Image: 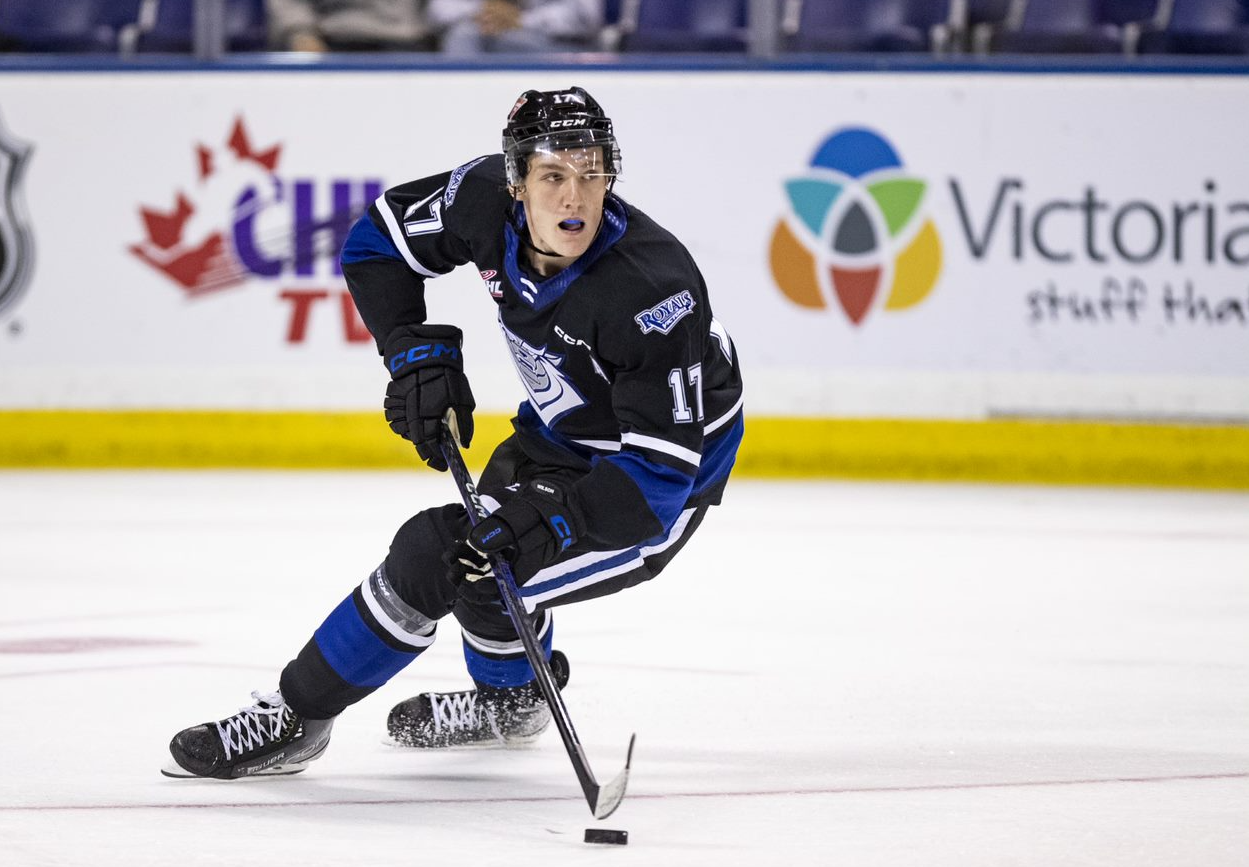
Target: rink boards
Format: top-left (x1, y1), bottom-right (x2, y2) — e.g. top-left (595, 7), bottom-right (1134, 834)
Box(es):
top-left (0, 66), bottom-right (1246, 485)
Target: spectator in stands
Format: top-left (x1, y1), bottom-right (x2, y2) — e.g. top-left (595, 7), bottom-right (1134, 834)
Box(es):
top-left (427, 0), bottom-right (602, 54)
top-left (266, 0), bottom-right (432, 51)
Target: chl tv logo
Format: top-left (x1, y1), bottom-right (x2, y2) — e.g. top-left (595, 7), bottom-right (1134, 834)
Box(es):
top-left (770, 127), bottom-right (942, 326)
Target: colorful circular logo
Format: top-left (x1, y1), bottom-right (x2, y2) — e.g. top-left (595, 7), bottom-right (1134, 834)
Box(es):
top-left (770, 127), bottom-right (941, 326)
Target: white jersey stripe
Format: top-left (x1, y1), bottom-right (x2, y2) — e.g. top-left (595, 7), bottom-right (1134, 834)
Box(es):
top-left (704, 395), bottom-right (744, 436)
top-left (374, 194), bottom-right (441, 279)
top-left (637, 508), bottom-right (697, 558)
top-left (709, 317), bottom-right (734, 362)
top-left (570, 438), bottom-right (622, 452)
top-left (525, 541), bottom-right (632, 585)
top-left (520, 508), bottom-right (697, 610)
top-left (522, 556), bottom-right (645, 611)
top-left (461, 611), bottom-right (551, 656)
top-left (572, 409), bottom-right (738, 454)
top-left (621, 432), bottom-right (702, 468)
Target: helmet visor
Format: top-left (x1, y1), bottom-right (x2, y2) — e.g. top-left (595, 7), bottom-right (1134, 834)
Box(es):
top-left (507, 128), bottom-right (619, 184)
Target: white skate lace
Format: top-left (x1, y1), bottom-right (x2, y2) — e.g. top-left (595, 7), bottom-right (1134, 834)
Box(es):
top-left (216, 690), bottom-right (295, 760)
top-left (429, 691), bottom-right (504, 742)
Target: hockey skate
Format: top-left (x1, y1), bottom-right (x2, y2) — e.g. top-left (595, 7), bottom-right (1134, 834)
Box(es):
top-left (387, 650), bottom-right (570, 749)
top-left (163, 690), bottom-right (334, 779)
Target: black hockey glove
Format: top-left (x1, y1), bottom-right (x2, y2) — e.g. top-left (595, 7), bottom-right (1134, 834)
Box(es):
top-left (470, 480), bottom-right (579, 565)
top-left (445, 479), bottom-right (579, 596)
top-left (443, 542), bottom-right (498, 605)
top-left (382, 324), bottom-right (475, 472)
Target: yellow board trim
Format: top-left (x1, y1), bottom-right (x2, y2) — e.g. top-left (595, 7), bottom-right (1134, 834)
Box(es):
top-left (1, 411), bottom-right (1246, 489)
top-left (738, 416), bottom-right (1249, 489)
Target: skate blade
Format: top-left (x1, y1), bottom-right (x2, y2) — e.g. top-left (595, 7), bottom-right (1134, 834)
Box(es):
top-left (159, 761), bottom-right (310, 779)
top-left (381, 732), bottom-right (544, 751)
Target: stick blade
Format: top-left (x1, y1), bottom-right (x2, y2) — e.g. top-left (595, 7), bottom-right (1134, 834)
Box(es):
top-left (591, 733), bottom-right (636, 820)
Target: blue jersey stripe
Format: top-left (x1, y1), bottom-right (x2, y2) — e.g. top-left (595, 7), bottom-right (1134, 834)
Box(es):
top-left (517, 402), bottom-right (691, 530)
top-left (606, 449), bottom-right (693, 530)
top-left (340, 213), bottom-right (404, 265)
top-left (515, 401), bottom-right (739, 531)
top-left (520, 547), bottom-right (641, 600)
top-left (516, 401), bottom-right (606, 461)
top-left (692, 412), bottom-right (744, 497)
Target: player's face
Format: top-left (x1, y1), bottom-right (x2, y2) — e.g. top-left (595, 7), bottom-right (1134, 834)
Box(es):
top-left (515, 147), bottom-right (610, 274)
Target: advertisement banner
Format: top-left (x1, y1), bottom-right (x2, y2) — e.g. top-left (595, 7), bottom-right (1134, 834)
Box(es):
top-left (0, 70), bottom-right (1245, 420)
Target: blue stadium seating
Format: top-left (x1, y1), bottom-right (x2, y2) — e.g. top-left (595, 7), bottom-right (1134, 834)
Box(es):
top-left (781, 0), bottom-right (956, 53)
top-left (989, 0), bottom-right (1133, 53)
top-left (0, 0), bottom-right (142, 53)
top-left (1100, 0), bottom-right (1162, 27)
top-left (967, 0), bottom-right (1013, 26)
top-left (1137, 0), bottom-right (1249, 54)
top-left (961, 0), bottom-right (1013, 51)
top-left (135, 0), bottom-right (267, 53)
top-left (620, 0), bottom-right (749, 52)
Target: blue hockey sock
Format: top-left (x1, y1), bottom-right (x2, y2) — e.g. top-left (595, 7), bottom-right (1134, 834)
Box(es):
top-left (461, 613), bottom-right (553, 688)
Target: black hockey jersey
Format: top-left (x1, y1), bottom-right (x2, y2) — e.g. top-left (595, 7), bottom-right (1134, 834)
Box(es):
top-left (341, 154), bottom-right (743, 552)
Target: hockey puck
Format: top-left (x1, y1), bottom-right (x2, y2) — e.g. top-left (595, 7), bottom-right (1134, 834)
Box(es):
top-left (584, 828), bottom-right (628, 845)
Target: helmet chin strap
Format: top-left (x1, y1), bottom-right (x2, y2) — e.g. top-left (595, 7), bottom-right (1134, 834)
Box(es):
top-left (523, 231), bottom-right (563, 260)
top-left (505, 199), bottom-right (563, 259)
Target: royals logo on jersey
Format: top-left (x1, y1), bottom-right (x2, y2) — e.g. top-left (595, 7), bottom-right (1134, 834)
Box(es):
top-left (500, 319), bottom-right (585, 426)
top-left (634, 290), bottom-right (696, 336)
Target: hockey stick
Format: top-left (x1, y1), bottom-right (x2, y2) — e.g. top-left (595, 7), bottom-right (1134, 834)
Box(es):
top-left (438, 420), bottom-right (636, 820)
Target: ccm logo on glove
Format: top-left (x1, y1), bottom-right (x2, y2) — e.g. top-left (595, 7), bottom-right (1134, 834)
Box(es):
top-left (550, 515), bottom-right (573, 550)
top-left (388, 343), bottom-right (460, 374)
top-left (381, 324), bottom-right (476, 472)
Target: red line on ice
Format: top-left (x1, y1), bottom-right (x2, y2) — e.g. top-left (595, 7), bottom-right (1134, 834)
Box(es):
top-left (3, 771), bottom-right (1246, 813)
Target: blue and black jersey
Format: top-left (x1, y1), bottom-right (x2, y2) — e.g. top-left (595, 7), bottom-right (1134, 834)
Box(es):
top-left (341, 154), bottom-right (744, 553)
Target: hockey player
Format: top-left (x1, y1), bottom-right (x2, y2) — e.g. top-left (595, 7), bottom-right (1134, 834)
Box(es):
top-left (165, 86), bottom-right (744, 779)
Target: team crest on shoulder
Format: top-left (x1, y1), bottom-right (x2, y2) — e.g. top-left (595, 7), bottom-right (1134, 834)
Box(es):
top-left (445, 156), bottom-right (487, 208)
top-left (634, 290), bottom-right (696, 335)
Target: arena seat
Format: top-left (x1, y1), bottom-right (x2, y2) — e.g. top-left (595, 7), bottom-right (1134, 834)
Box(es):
top-left (619, 0), bottom-right (749, 53)
top-left (0, 0), bottom-right (142, 53)
top-left (1137, 0), bottom-right (1249, 55)
top-left (989, 0), bottom-right (1129, 53)
top-left (1100, 0), bottom-right (1162, 27)
top-left (780, 0), bottom-right (957, 53)
top-left (961, 0), bottom-right (1013, 51)
top-left (135, 0), bottom-right (267, 53)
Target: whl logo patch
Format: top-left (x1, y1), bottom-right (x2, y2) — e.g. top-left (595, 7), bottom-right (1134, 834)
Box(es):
top-left (479, 269), bottom-right (502, 298)
top-left (770, 127), bottom-right (941, 326)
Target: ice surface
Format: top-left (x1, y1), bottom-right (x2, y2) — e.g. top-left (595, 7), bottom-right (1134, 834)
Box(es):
top-left (1, 471), bottom-right (1247, 866)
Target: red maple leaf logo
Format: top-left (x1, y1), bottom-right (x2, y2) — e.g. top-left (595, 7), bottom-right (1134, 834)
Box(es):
top-left (131, 117), bottom-right (283, 297)
top-left (227, 117), bottom-right (281, 172)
